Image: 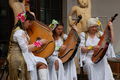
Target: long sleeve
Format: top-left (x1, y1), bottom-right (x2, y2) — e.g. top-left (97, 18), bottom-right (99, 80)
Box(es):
top-left (13, 30), bottom-right (29, 53)
top-left (63, 34), bottom-right (68, 40)
top-left (13, 30), bottom-right (36, 71)
top-left (106, 43), bottom-right (116, 58)
top-left (78, 32), bottom-right (86, 67)
top-left (79, 32), bottom-right (86, 47)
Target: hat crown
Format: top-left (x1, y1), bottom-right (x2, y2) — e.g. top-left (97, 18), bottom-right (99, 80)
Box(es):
top-left (87, 17), bottom-right (101, 27)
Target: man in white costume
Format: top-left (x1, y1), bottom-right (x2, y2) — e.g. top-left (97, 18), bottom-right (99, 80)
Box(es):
top-left (78, 17), bottom-right (116, 80)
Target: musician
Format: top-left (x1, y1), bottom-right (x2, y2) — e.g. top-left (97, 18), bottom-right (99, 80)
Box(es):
top-left (47, 20), bottom-right (66, 80)
top-left (48, 19), bottom-right (77, 80)
top-left (7, 11), bottom-right (49, 80)
top-left (78, 17), bottom-right (116, 80)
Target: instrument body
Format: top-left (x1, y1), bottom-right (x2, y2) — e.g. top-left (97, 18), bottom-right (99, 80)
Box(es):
top-left (58, 29), bottom-right (80, 63)
top-left (27, 21), bottom-right (55, 58)
top-left (58, 16), bottom-right (82, 63)
top-left (92, 14), bottom-right (118, 63)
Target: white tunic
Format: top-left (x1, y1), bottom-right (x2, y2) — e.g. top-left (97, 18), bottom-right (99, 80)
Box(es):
top-left (79, 32), bottom-right (116, 80)
top-left (48, 34), bottom-right (77, 80)
top-left (13, 29), bottom-right (48, 80)
top-left (48, 34), bottom-right (66, 80)
top-left (64, 59), bottom-right (77, 80)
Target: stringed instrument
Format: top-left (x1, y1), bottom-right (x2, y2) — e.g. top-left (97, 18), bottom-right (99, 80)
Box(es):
top-left (9, 0), bottom-right (55, 58)
top-left (58, 16), bottom-right (82, 63)
top-left (92, 13), bottom-right (118, 63)
top-left (27, 21), bottom-right (55, 58)
top-left (24, 0), bottom-right (55, 58)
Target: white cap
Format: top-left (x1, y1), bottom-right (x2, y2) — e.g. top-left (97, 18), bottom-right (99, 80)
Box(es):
top-left (87, 17), bottom-right (101, 28)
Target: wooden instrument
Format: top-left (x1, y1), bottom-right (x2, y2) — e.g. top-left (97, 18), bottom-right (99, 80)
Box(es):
top-left (58, 16), bottom-right (82, 63)
top-left (24, 0), bottom-right (55, 58)
top-left (27, 21), bottom-right (55, 58)
top-left (92, 13), bottom-right (118, 63)
top-left (9, 0), bottom-right (55, 58)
